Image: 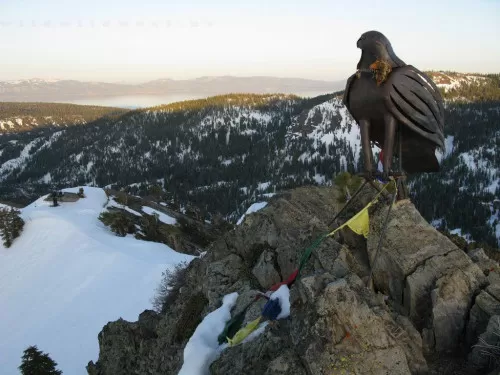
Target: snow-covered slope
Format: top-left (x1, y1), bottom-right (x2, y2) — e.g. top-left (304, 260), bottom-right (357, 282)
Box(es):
top-left (0, 187), bottom-right (194, 375)
top-left (427, 72), bottom-right (487, 93)
top-left (2, 92), bottom-right (499, 246)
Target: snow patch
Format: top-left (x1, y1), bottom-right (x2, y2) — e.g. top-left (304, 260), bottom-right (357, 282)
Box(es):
top-left (141, 206), bottom-right (177, 225)
top-left (178, 292), bottom-right (239, 375)
top-left (106, 197), bottom-right (143, 217)
top-left (42, 172), bottom-right (52, 184)
top-left (270, 285), bottom-right (291, 320)
top-left (258, 181), bottom-right (271, 191)
top-left (449, 228), bottom-right (473, 243)
top-left (237, 202), bottom-right (268, 225)
top-left (0, 187), bottom-right (194, 375)
top-left (431, 218), bottom-right (444, 228)
top-left (313, 173), bottom-right (326, 184)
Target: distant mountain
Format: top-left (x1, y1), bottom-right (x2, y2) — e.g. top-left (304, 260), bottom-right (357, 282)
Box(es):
top-left (0, 76), bottom-right (343, 102)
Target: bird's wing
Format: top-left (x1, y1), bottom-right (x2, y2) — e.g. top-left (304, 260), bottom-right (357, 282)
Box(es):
top-left (383, 65), bottom-right (445, 149)
top-left (342, 73), bottom-right (357, 113)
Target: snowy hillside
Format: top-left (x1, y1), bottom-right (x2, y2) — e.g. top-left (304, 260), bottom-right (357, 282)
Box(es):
top-left (0, 187), bottom-right (194, 375)
top-left (428, 72), bottom-right (487, 92)
top-left (1, 92), bottom-right (500, 246)
top-left (0, 102), bottom-right (126, 134)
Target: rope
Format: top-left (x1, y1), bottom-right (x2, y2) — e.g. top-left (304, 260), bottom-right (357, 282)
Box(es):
top-left (327, 179), bottom-right (369, 228)
top-left (220, 178), bottom-right (399, 344)
top-left (296, 179), bottom-right (395, 279)
top-left (325, 179), bottom-right (395, 238)
top-left (367, 178), bottom-right (399, 287)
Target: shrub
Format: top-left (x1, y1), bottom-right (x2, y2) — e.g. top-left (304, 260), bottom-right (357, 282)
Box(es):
top-left (114, 191), bottom-right (129, 205)
top-left (98, 211), bottom-right (135, 237)
top-left (152, 261), bottom-right (189, 313)
top-left (177, 217), bottom-right (213, 247)
top-left (19, 345), bottom-right (62, 375)
top-left (135, 212), bottom-right (163, 243)
top-left (173, 292), bottom-right (208, 343)
top-left (333, 172), bottom-right (364, 203)
top-left (0, 207), bottom-right (25, 248)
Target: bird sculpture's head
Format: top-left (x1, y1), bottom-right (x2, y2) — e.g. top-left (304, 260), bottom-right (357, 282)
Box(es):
top-left (356, 31), bottom-right (405, 70)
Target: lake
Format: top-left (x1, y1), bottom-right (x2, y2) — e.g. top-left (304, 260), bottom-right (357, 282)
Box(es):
top-left (57, 91), bottom-right (333, 109)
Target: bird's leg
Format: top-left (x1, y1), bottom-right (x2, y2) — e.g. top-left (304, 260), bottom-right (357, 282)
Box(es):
top-left (359, 119), bottom-right (374, 180)
top-left (398, 126), bottom-right (403, 173)
top-left (383, 115), bottom-right (397, 180)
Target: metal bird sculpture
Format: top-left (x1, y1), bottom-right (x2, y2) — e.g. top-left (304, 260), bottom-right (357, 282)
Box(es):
top-left (343, 30), bottom-right (445, 179)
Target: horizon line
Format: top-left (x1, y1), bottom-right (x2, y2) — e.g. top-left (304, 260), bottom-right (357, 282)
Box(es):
top-left (3, 70), bottom-right (499, 86)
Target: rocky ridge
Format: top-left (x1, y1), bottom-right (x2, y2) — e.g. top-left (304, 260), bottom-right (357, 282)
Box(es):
top-left (87, 184), bottom-right (500, 375)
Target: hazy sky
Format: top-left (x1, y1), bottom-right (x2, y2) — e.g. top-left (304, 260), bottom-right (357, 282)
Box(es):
top-left (1, 0), bottom-right (499, 83)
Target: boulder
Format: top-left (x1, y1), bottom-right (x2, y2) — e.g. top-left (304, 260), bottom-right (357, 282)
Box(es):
top-left (466, 290), bottom-right (500, 348)
top-left (468, 248), bottom-right (499, 275)
top-left (468, 315), bottom-right (500, 373)
top-left (211, 330), bottom-right (307, 375)
top-left (368, 200), bottom-right (486, 352)
top-left (431, 267), bottom-right (483, 352)
top-left (252, 250), bottom-right (281, 289)
top-left (205, 253), bottom-right (247, 308)
top-left (289, 273), bottom-right (427, 375)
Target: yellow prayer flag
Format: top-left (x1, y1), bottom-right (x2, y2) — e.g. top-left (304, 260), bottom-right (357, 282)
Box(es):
top-left (227, 316), bottom-right (262, 347)
top-left (345, 204), bottom-right (371, 238)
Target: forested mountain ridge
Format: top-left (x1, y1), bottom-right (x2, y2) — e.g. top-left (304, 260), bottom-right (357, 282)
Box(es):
top-left (0, 73), bottom-right (499, 246)
top-left (0, 102), bottom-right (127, 134)
top-left (428, 71), bottom-right (500, 101)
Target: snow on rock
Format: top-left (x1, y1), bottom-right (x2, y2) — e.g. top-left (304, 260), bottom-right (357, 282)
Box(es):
top-left (42, 172), bottom-right (52, 184)
top-left (436, 135), bottom-right (455, 163)
top-left (313, 173), bottom-right (326, 184)
top-left (237, 285), bottom-right (291, 346)
top-left (486, 178), bottom-right (499, 194)
top-left (236, 202), bottom-right (268, 225)
top-left (0, 187), bottom-right (194, 375)
top-left (298, 98), bottom-right (362, 168)
top-left (106, 197), bottom-right (142, 217)
top-left (431, 218), bottom-right (444, 228)
top-left (449, 228), bottom-right (473, 243)
top-left (261, 193), bottom-right (276, 198)
top-left (270, 284), bottom-right (291, 320)
top-left (257, 181), bottom-right (271, 191)
top-left (141, 206), bottom-right (177, 225)
top-left (178, 292), bottom-right (239, 375)
top-left (488, 205), bottom-right (500, 246)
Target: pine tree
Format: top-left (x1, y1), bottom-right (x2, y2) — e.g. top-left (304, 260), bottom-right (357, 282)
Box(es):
top-left (0, 207), bottom-right (25, 248)
top-left (19, 345), bottom-right (62, 375)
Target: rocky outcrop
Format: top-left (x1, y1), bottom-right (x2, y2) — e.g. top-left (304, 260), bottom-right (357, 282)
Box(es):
top-left (468, 315), bottom-right (500, 372)
top-left (88, 185), bottom-right (500, 375)
top-left (367, 199), bottom-right (489, 354)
